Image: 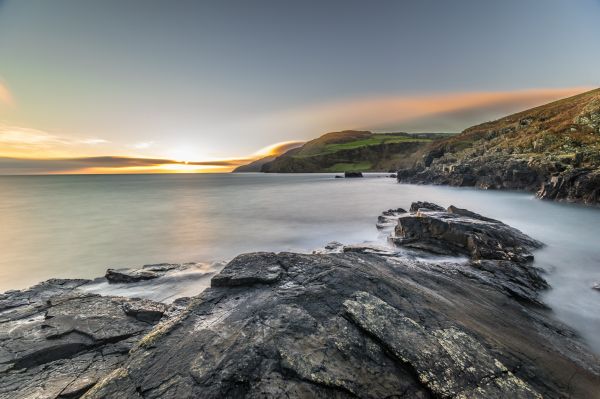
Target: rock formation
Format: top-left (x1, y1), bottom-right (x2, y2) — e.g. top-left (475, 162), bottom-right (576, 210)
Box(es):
top-left (0, 279), bottom-right (173, 398)
top-left (2, 203), bottom-right (600, 398)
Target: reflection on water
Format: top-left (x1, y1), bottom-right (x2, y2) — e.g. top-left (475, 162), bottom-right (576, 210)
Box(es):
top-left (0, 173), bottom-right (599, 351)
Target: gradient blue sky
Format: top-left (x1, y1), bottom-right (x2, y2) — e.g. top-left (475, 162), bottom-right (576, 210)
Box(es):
top-left (0, 0), bottom-right (599, 172)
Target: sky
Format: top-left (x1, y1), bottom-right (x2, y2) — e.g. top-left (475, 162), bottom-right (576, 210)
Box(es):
top-left (0, 0), bottom-right (599, 174)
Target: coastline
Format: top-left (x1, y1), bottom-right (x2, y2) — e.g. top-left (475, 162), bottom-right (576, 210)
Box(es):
top-left (2, 202), bottom-right (599, 398)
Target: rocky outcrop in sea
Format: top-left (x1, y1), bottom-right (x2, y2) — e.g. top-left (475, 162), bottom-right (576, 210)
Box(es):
top-left (1, 203), bottom-right (599, 398)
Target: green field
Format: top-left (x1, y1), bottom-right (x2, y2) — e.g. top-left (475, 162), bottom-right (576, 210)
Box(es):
top-left (293, 134), bottom-right (431, 158)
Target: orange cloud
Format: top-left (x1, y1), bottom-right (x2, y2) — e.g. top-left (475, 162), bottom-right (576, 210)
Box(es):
top-left (260, 86), bottom-right (593, 135)
top-left (253, 140), bottom-right (305, 157)
top-left (0, 155), bottom-right (258, 175)
top-left (0, 125), bottom-right (112, 158)
top-left (0, 81), bottom-right (14, 107)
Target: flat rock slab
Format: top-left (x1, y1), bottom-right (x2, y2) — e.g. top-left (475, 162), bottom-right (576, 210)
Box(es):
top-left (105, 263), bottom-right (191, 284)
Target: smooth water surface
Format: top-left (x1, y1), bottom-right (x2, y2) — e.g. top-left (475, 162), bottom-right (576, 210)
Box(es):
top-left (1, 173), bottom-right (599, 351)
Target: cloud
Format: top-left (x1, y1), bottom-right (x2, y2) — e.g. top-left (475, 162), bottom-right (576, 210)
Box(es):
top-left (0, 124), bottom-right (112, 157)
top-left (0, 155), bottom-right (253, 175)
top-left (80, 138), bottom-right (109, 145)
top-left (0, 126), bottom-right (72, 157)
top-left (132, 141), bottom-right (155, 149)
top-left (253, 140), bottom-right (305, 157)
top-left (252, 87), bottom-right (593, 136)
top-left (0, 80), bottom-right (13, 107)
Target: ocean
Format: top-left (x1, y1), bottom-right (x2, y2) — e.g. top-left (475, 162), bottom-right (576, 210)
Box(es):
top-left (1, 173), bottom-right (599, 351)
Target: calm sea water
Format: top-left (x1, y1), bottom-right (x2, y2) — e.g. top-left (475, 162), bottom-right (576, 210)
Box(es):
top-left (1, 173), bottom-right (599, 351)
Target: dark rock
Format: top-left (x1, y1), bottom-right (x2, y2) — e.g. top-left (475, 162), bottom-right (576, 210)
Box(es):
top-left (83, 251), bottom-right (600, 399)
top-left (210, 252), bottom-right (283, 287)
top-left (312, 241), bottom-right (344, 254)
top-left (592, 282), bottom-right (600, 291)
top-left (342, 243), bottom-right (398, 256)
top-left (0, 279), bottom-right (90, 314)
top-left (122, 300), bottom-right (168, 323)
top-left (447, 205), bottom-right (500, 223)
top-left (409, 201), bottom-right (445, 212)
top-left (106, 268), bottom-right (160, 284)
top-left (376, 208), bottom-right (407, 229)
top-left (0, 280), bottom-right (167, 398)
top-left (423, 147), bottom-right (445, 167)
top-left (105, 264), bottom-right (184, 284)
top-left (344, 171), bottom-right (363, 178)
top-left (537, 168), bottom-right (600, 204)
top-left (344, 292), bottom-right (540, 397)
top-left (383, 207), bottom-right (407, 216)
top-left (462, 259), bottom-right (549, 306)
top-left (334, 175), bottom-right (343, 178)
top-left (392, 204), bottom-right (543, 263)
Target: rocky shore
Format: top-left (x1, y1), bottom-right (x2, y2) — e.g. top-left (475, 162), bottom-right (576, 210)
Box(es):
top-left (397, 89), bottom-right (600, 206)
top-left (1, 203), bottom-right (599, 398)
top-left (397, 154), bottom-right (600, 205)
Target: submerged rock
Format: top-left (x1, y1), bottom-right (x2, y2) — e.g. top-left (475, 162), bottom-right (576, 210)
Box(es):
top-left (344, 171), bottom-right (363, 178)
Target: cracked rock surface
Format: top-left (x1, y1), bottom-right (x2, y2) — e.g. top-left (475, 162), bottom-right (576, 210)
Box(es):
top-left (0, 279), bottom-right (168, 399)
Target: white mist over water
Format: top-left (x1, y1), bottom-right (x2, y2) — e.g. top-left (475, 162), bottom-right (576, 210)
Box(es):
top-left (0, 173), bottom-right (599, 351)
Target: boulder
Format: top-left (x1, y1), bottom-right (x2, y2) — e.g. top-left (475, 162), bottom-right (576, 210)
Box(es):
top-left (392, 202), bottom-right (543, 263)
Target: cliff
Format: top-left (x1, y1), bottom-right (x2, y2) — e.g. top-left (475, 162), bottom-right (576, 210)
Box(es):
top-left (398, 88), bottom-right (600, 205)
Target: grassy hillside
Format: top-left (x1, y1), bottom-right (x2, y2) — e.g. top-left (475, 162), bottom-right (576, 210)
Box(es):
top-left (430, 88), bottom-right (600, 158)
top-left (261, 131), bottom-right (452, 173)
